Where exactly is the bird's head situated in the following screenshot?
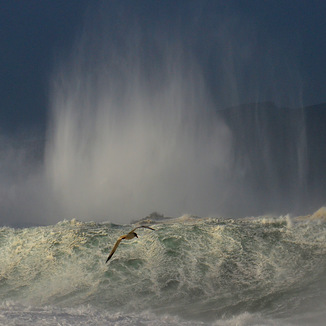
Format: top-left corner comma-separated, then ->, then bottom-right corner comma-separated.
133,232 -> 138,238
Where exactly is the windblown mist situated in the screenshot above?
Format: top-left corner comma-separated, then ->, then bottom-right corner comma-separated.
0,3 -> 325,226
45,35 -> 232,222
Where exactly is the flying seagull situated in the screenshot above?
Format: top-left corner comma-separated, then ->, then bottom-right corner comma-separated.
106,225 -> 155,263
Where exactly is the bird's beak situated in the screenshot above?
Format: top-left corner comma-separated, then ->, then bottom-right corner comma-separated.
135,234 -> 138,238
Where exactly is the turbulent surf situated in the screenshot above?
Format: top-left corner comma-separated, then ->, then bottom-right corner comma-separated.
0,210 -> 326,325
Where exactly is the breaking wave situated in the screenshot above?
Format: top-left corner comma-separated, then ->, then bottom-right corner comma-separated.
0,211 -> 326,325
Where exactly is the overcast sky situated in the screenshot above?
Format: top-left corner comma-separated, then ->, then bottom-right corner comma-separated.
1,0 -> 326,135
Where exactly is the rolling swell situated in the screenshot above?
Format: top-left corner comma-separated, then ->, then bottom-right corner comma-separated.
0,216 -> 325,322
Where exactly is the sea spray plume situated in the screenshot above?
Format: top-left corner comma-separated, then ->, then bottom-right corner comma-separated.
106,226 -> 155,263
0,2 -> 314,227
43,3 -> 311,225
44,22 -> 232,223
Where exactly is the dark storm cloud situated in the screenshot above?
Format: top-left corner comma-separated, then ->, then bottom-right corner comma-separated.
0,0 -> 88,134
1,0 -> 325,135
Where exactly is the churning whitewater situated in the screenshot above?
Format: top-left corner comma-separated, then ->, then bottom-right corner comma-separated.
0,210 -> 326,325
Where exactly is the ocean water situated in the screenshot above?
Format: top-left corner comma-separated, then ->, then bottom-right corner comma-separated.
0,211 -> 325,325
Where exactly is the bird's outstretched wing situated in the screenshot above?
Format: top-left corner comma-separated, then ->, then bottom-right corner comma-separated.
106,236 -> 124,263
106,226 -> 155,263
130,225 -> 155,232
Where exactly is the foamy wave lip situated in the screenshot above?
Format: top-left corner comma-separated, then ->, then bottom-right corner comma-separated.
132,212 -> 214,226
294,207 -> 326,223
310,207 -> 326,221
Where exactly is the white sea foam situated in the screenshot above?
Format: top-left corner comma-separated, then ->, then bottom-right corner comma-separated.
1,301 -> 324,326
0,216 -> 325,325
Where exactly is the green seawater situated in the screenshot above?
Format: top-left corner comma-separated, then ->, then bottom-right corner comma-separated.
0,215 -> 325,323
